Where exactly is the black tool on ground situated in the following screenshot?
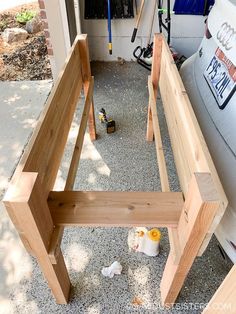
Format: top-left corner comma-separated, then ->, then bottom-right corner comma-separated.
99,108 -> 116,134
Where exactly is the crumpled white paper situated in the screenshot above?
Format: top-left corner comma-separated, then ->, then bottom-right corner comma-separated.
101,261 -> 122,278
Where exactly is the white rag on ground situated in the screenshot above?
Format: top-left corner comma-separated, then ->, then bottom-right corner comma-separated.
101,261 -> 122,278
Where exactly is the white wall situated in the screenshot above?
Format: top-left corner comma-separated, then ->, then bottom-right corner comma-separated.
80,0 -> 206,61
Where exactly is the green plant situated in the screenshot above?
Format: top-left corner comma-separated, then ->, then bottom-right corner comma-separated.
0,20 -> 7,32
15,10 -> 36,24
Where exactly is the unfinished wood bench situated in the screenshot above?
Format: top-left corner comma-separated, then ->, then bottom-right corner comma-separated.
3,34 -> 228,307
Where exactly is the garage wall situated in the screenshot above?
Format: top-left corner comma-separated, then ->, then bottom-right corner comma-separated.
80,0 -> 206,61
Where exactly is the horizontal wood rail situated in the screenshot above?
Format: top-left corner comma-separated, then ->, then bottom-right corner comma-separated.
65,77 -> 94,191
48,191 -> 184,227
148,75 -> 181,264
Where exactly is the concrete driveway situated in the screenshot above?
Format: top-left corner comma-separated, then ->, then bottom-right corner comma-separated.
0,80 -> 52,312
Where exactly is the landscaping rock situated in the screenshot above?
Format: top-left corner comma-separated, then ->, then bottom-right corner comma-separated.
2,35 -> 52,80
2,27 -> 28,44
26,16 -> 43,34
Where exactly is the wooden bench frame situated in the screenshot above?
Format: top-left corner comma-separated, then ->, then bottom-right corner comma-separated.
3,34 -> 228,306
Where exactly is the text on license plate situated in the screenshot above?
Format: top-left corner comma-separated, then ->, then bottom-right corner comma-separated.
204,48 -> 236,109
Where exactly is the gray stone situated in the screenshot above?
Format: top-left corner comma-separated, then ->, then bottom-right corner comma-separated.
26,16 -> 43,34
2,28 -> 28,44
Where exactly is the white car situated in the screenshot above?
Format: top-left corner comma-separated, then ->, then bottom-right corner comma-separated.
180,0 -> 236,262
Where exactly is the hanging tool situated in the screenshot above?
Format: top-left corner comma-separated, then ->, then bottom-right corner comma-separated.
131,0 -> 145,42
133,0 -> 156,70
158,0 -> 171,45
133,0 -> 185,71
107,0 -> 112,54
157,0 -> 185,66
99,108 -> 116,134
134,0 -> 138,15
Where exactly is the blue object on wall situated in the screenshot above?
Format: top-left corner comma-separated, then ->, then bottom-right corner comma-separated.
173,0 -> 215,15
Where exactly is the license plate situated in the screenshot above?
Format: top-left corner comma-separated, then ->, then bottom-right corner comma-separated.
204,48 -> 236,109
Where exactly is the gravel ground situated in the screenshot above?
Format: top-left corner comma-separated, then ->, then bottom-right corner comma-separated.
2,62 -> 233,313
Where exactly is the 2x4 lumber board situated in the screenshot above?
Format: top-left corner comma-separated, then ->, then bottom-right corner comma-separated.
160,35 -> 226,205
202,264 -> 236,314
147,37 -> 187,264
148,73 -> 182,264
48,77 -> 95,263
3,172 -> 71,304
158,34 -> 227,254
48,191 -> 184,227
161,48 -> 209,174
159,62 -> 191,194
11,36 -> 83,195
148,75 -> 170,192
160,173 -> 221,306
78,34 -> 97,141
25,48 -> 82,194
146,34 -> 162,141
65,77 -> 94,190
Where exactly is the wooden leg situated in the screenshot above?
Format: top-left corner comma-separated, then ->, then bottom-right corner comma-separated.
160,173 -> 220,306
202,265 -> 236,314
78,34 -> 97,141
85,90 -> 96,141
4,172 -> 71,304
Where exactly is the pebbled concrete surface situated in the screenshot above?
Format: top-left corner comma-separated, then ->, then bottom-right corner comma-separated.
0,64 -> 233,314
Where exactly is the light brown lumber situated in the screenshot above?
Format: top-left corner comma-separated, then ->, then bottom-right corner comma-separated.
78,34 -> 97,141
48,226 -> 64,265
146,33 -> 162,141
4,172 -> 70,304
148,75 -> 169,192
65,77 -> 94,190
48,191 -> 183,227
159,59 -> 191,194
202,264 -> 236,314
158,34 -> 227,255
48,77 -> 94,263
148,73 -> 181,264
160,173 -> 220,306
48,37 -> 96,263
12,36 -> 83,196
